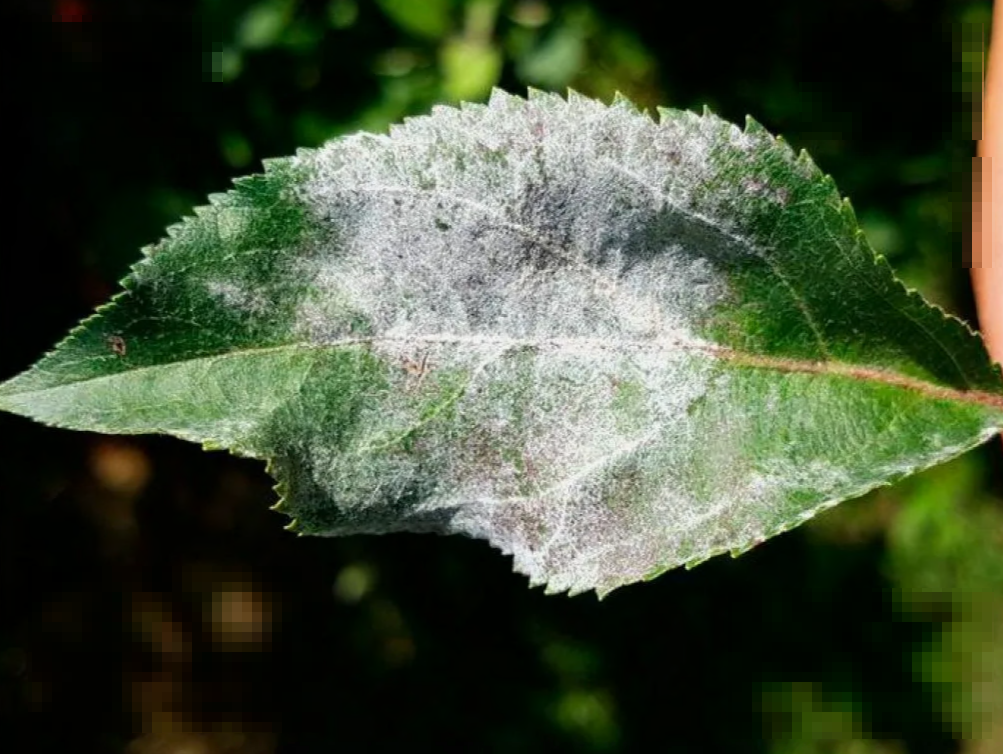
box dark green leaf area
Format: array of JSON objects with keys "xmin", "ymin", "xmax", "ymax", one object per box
[
  {"xmin": 697, "ymin": 121, "xmax": 1000, "ymax": 392},
  {"xmin": 0, "ymin": 157, "xmax": 327, "ymax": 400}
]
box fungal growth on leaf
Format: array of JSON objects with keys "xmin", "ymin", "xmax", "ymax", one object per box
[{"xmin": 1, "ymin": 89, "xmax": 1001, "ymax": 596}]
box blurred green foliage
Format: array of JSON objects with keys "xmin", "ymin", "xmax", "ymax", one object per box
[{"xmin": 1, "ymin": 1, "xmax": 1001, "ymax": 753}]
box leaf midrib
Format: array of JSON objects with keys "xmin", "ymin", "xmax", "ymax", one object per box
[{"xmin": 4, "ymin": 334, "xmax": 1002, "ymax": 412}]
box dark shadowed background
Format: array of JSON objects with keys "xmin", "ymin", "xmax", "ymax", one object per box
[{"xmin": 1, "ymin": 1, "xmax": 1002, "ymax": 753}]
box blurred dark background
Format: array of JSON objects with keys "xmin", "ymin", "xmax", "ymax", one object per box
[{"xmin": 1, "ymin": 1, "xmax": 1002, "ymax": 752}]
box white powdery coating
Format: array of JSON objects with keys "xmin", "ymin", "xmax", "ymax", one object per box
[
  {"xmin": 436, "ymin": 349, "xmax": 711, "ymax": 594},
  {"xmin": 276, "ymin": 91, "xmax": 900, "ymax": 594},
  {"xmin": 283, "ymin": 91, "xmax": 780, "ymax": 593},
  {"xmin": 204, "ymin": 280, "xmax": 270, "ymax": 316}
]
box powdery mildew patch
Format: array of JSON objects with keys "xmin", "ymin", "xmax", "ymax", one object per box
[
  {"xmin": 204, "ymin": 279, "xmax": 270, "ymax": 317},
  {"xmin": 282, "ymin": 91, "xmax": 753, "ymax": 592},
  {"xmin": 266, "ymin": 90, "xmax": 1000, "ymax": 594}
]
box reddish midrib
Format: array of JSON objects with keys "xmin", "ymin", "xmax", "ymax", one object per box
[{"xmin": 705, "ymin": 345, "xmax": 1003, "ymax": 411}]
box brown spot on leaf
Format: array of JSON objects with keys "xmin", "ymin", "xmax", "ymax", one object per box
[
  {"xmin": 107, "ymin": 335, "xmax": 127, "ymax": 357},
  {"xmin": 401, "ymin": 351, "xmax": 433, "ymax": 391}
]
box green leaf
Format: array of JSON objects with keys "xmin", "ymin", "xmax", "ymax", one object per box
[
  {"xmin": 377, "ymin": 0, "xmax": 454, "ymax": 40},
  {"xmin": 440, "ymin": 38, "xmax": 503, "ymax": 101},
  {"xmin": 2, "ymin": 89, "xmax": 1001, "ymax": 596}
]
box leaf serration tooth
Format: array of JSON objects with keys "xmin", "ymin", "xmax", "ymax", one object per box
[{"xmin": 611, "ymin": 91, "xmax": 636, "ymax": 111}]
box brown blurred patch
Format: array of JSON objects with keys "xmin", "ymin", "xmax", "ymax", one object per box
[
  {"xmin": 90, "ymin": 439, "xmax": 152, "ymax": 497},
  {"xmin": 76, "ymin": 438, "xmax": 152, "ymax": 558},
  {"xmin": 129, "ymin": 592, "xmax": 191, "ymax": 664},
  {"xmin": 208, "ymin": 586, "xmax": 272, "ymax": 651},
  {"xmin": 126, "ymin": 730, "xmax": 275, "ymax": 754}
]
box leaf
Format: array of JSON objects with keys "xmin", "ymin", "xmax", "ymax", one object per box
[
  {"xmin": 2, "ymin": 89, "xmax": 1001, "ymax": 596},
  {"xmin": 377, "ymin": 0, "xmax": 454, "ymax": 40}
]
